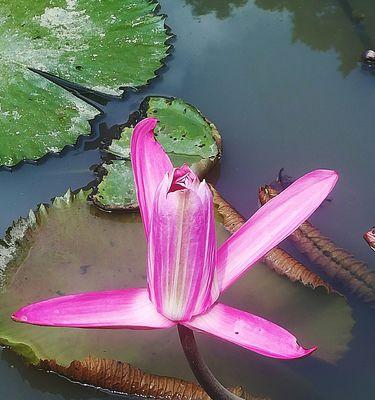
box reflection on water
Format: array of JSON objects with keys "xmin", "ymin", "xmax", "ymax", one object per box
[
  {"xmin": 183, "ymin": 0, "xmax": 248, "ymax": 18},
  {"xmin": 255, "ymin": 0, "xmax": 375, "ymax": 74}
]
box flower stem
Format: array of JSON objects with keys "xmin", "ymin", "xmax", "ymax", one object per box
[{"xmin": 177, "ymin": 324, "xmax": 243, "ymax": 400}]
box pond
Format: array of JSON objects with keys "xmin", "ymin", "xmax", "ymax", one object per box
[{"xmin": 0, "ymin": 0, "xmax": 374, "ymax": 399}]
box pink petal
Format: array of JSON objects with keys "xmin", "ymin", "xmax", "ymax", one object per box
[
  {"xmin": 184, "ymin": 303, "xmax": 316, "ymax": 359},
  {"xmin": 148, "ymin": 167, "xmax": 218, "ymax": 321},
  {"xmin": 217, "ymin": 170, "xmax": 338, "ymax": 291},
  {"xmin": 12, "ymin": 288, "xmax": 175, "ymax": 329},
  {"xmin": 131, "ymin": 118, "xmax": 173, "ymax": 237}
]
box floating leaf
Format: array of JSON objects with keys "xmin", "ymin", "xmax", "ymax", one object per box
[
  {"xmin": 0, "ymin": 72, "xmax": 97, "ymax": 168},
  {"xmin": 0, "ymin": 0, "xmax": 171, "ymax": 167},
  {"xmin": 94, "ymin": 160, "xmax": 139, "ymax": 211},
  {"xmin": 93, "ymin": 97, "xmax": 222, "ymax": 210},
  {"xmin": 211, "ymin": 187, "xmax": 334, "ymax": 293},
  {"xmin": 259, "ymin": 185, "xmax": 375, "ymax": 307}
]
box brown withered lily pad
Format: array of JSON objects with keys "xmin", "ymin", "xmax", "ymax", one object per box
[
  {"xmin": 212, "ymin": 187, "xmax": 335, "ymax": 294},
  {"xmin": 259, "ymin": 185, "xmax": 375, "ymax": 307},
  {"xmin": 41, "ymin": 356, "xmax": 267, "ymax": 400},
  {"xmin": 0, "ymin": 190, "xmax": 353, "ymax": 398}
]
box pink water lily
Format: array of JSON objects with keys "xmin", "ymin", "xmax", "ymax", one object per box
[{"xmin": 12, "ymin": 118, "xmax": 338, "ymax": 360}]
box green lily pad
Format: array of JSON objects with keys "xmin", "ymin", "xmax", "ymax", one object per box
[
  {"xmin": 0, "ymin": 189, "xmax": 353, "ymax": 393},
  {"xmin": 0, "ymin": 0, "xmax": 171, "ymax": 167},
  {"xmin": 0, "ymin": 72, "xmax": 98, "ymax": 168},
  {"xmin": 93, "ymin": 96, "xmax": 222, "ymax": 210},
  {"xmin": 95, "ymin": 160, "xmax": 139, "ymax": 211}
]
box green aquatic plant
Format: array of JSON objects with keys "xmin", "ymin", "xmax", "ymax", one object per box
[{"xmin": 0, "ymin": 0, "xmax": 171, "ymax": 167}]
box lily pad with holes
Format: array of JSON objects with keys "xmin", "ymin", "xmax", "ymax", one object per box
[
  {"xmin": 0, "ymin": 0, "xmax": 171, "ymax": 167},
  {"xmin": 93, "ymin": 96, "xmax": 222, "ymax": 210},
  {"xmin": 0, "ymin": 190, "xmax": 353, "ymax": 397}
]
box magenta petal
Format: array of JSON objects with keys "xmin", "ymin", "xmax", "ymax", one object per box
[
  {"xmin": 12, "ymin": 288, "xmax": 175, "ymax": 329},
  {"xmin": 148, "ymin": 167, "xmax": 218, "ymax": 321},
  {"xmin": 184, "ymin": 303, "xmax": 316, "ymax": 359},
  {"xmin": 217, "ymin": 169, "xmax": 338, "ymax": 291},
  {"xmin": 131, "ymin": 118, "xmax": 173, "ymax": 237}
]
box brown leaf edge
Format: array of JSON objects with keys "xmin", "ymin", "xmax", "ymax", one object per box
[
  {"xmin": 259, "ymin": 185, "xmax": 375, "ymax": 306},
  {"xmin": 40, "ymin": 357, "xmax": 267, "ymax": 400},
  {"xmin": 211, "ymin": 186, "xmax": 333, "ymax": 293},
  {"xmin": 91, "ymin": 97, "xmax": 222, "ymax": 212}
]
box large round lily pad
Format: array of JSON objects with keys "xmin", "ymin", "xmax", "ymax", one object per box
[
  {"xmin": 93, "ymin": 96, "xmax": 222, "ymax": 210},
  {"xmin": 0, "ymin": 0, "xmax": 171, "ymax": 167},
  {"xmin": 0, "ymin": 190, "xmax": 353, "ymax": 397}
]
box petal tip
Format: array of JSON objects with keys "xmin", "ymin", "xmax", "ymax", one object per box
[
  {"xmin": 313, "ymin": 169, "xmax": 339, "ymax": 182},
  {"xmin": 132, "ymin": 117, "xmax": 159, "ymax": 140},
  {"xmin": 299, "ymin": 345, "xmax": 318, "ymax": 359},
  {"xmin": 142, "ymin": 117, "xmax": 158, "ymax": 130},
  {"xmin": 11, "ymin": 311, "xmax": 28, "ymax": 323},
  {"xmin": 146, "ymin": 117, "xmax": 158, "ymax": 127}
]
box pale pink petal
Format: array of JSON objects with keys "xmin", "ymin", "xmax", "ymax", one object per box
[
  {"xmin": 131, "ymin": 118, "xmax": 173, "ymax": 237},
  {"xmin": 184, "ymin": 303, "xmax": 316, "ymax": 359},
  {"xmin": 148, "ymin": 167, "xmax": 218, "ymax": 321},
  {"xmin": 217, "ymin": 170, "xmax": 338, "ymax": 291},
  {"xmin": 12, "ymin": 288, "xmax": 175, "ymax": 329}
]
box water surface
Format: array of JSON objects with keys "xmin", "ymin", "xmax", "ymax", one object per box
[{"xmin": 1, "ymin": 1, "xmax": 374, "ymax": 399}]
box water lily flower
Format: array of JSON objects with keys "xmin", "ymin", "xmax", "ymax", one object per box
[{"xmin": 12, "ymin": 118, "xmax": 338, "ymax": 360}]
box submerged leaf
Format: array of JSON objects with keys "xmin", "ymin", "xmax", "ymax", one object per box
[
  {"xmin": 93, "ymin": 97, "xmax": 222, "ymax": 210},
  {"xmin": 0, "ymin": 0, "xmax": 171, "ymax": 167},
  {"xmin": 259, "ymin": 185, "xmax": 375, "ymax": 307}
]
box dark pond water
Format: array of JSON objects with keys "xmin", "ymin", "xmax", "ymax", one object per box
[{"xmin": 1, "ymin": 0, "xmax": 375, "ymax": 399}]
